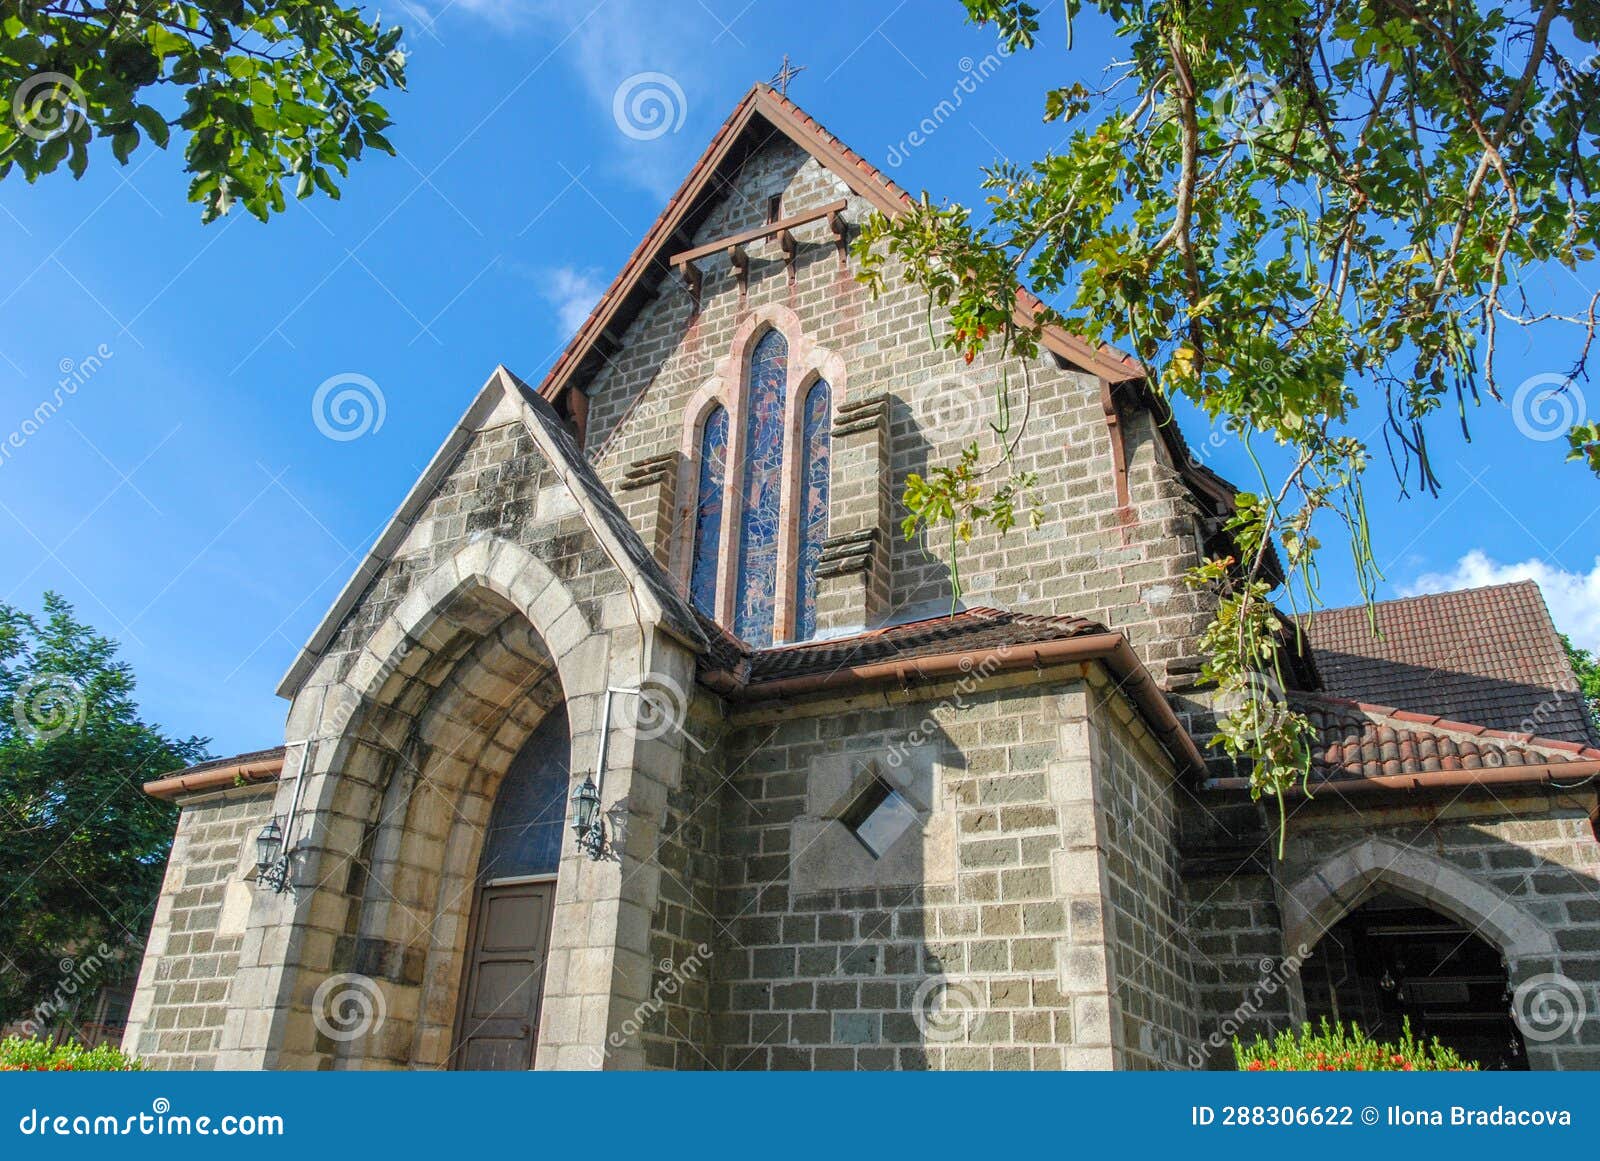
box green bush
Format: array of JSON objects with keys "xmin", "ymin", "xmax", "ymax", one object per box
[
  {"xmin": 1234, "ymin": 1018, "xmax": 1478, "ymax": 1071},
  {"xmin": 0, "ymin": 1035, "xmax": 144, "ymax": 1071}
]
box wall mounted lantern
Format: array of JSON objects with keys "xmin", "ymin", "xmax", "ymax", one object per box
[
  {"xmin": 254, "ymin": 816, "xmax": 291, "ymax": 893},
  {"xmin": 567, "ymin": 683, "xmax": 661, "ymax": 861},
  {"xmin": 569, "ymin": 775, "xmax": 604, "ymax": 859}
]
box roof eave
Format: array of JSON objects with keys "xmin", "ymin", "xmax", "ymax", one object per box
[
  {"xmin": 1202, "ymin": 760, "xmax": 1600, "ymax": 798},
  {"xmin": 145, "ymin": 753, "xmax": 286, "ymax": 801},
  {"xmin": 703, "ymin": 629, "xmax": 1208, "ymax": 779}
]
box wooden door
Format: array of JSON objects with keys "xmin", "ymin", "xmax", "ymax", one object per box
[{"xmin": 453, "ymin": 880, "xmax": 556, "ymax": 1070}]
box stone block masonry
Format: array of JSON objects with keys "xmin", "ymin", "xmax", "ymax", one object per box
[
  {"xmin": 122, "ymin": 783, "xmax": 277, "ymax": 1069},
  {"xmin": 708, "ymin": 662, "xmax": 1198, "ymax": 1070},
  {"xmin": 579, "ymin": 135, "xmax": 1218, "ymax": 687}
]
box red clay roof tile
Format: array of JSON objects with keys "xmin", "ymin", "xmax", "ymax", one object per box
[
  {"xmin": 1298, "ymin": 580, "xmax": 1595, "ymax": 746},
  {"xmin": 1293, "ymin": 691, "xmax": 1600, "ymax": 785}
]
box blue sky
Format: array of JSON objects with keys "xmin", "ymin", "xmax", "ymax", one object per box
[{"xmin": 0, "ymin": 0, "xmax": 1596, "ymax": 757}]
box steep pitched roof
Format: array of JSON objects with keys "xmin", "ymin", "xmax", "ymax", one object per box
[
  {"xmin": 276, "ymin": 368, "xmax": 706, "ymax": 699},
  {"xmin": 1297, "ymin": 581, "xmax": 1594, "ymax": 745},
  {"xmin": 536, "ymin": 84, "xmax": 1143, "ymax": 407},
  {"xmin": 533, "ymin": 83, "xmax": 1253, "ymax": 534}
]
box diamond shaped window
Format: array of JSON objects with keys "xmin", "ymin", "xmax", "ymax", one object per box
[{"xmin": 840, "ymin": 776, "xmax": 919, "ymax": 859}]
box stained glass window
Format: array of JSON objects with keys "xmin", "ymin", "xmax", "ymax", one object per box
[
  {"xmin": 733, "ymin": 329, "xmax": 788, "ymax": 644},
  {"xmin": 478, "ymin": 709, "xmax": 569, "ymax": 880},
  {"xmin": 689, "ymin": 405, "xmax": 728, "ymax": 617},
  {"xmin": 793, "ymin": 380, "xmax": 831, "ymax": 641}
]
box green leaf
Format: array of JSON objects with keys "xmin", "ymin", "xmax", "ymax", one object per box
[
  {"xmin": 111, "ymin": 126, "xmax": 139, "ymax": 164},
  {"xmin": 132, "ymin": 105, "xmax": 171, "ymax": 149},
  {"xmin": 311, "ymin": 166, "xmax": 340, "ymax": 199}
]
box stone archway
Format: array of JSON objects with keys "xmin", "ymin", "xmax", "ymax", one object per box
[
  {"xmin": 1300, "ymin": 895, "xmax": 1530, "ymax": 1068},
  {"xmin": 1280, "ymin": 836, "xmax": 1564, "ymax": 1067},
  {"xmin": 1280, "ymin": 837, "xmax": 1557, "ymax": 965},
  {"xmin": 218, "ymin": 536, "xmax": 701, "ymax": 1071},
  {"xmin": 324, "ymin": 591, "xmax": 571, "ymax": 1069}
]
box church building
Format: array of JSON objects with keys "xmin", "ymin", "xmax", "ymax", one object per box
[{"xmin": 124, "ymin": 85, "xmax": 1600, "ymax": 1071}]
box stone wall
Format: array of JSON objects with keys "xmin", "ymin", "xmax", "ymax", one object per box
[
  {"xmin": 1175, "ymin": 795, "xmax": 1292, "ymax": 1070},
  {"xmin": 706, "ymin": 661, "xmax": 1180, "ymax": 1070},
  {"xmin": 1275, "ymin": 791, "xmax": 1600, "ymax": 1070},
  {"xmin": 1089, "ymin": 680, "xmax": 1199, "ymax": 1068},
  {"xmin": 580, "ymin": 136, "xmax": 1216, "ymax": 686},
  {"xmin": 636, "ymin": 686, "xmax": 725, "ymax": 1070},
  {"xmin": 123, "ymin": 783, "xmax": 277, "ymax": 1069}
]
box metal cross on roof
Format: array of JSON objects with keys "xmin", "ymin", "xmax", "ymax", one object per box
[{"xmin": 770, "ymin": 54, "xmax": 806, "ymax": 96}]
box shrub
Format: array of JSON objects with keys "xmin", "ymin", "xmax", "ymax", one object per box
[
  {"xmin": 1234, "ymin": 1018, "xmax": 1478, "ymax": 1071},
  {"xmin": 0, "ymin": 1035, "xmax": 144, "ymax": 1071}
]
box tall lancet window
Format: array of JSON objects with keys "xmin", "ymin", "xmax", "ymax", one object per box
[
  {"xmin": 733, "ymin": 329, "xmax": 788, "ymax": 643},
  {"xmin": 793, "ymin": 380, "xmax": 831, "ymax": 641},
  {"xmin": 689, "ymin": 406, "xmax": 728, "ymax": 617}
]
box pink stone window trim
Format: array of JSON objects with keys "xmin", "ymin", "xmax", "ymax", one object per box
[{"xmin": 671, "ymin": 303, "xmax": 844, "ymax": 644}]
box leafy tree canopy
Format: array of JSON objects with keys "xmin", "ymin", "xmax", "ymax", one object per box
[
  {"xmin": 1, "ymin": 0, "xmax": 405, "ymax": 222},
  {"xmin": 0, "ymin": 592, "xmax": 208, "ymax": 1025},
  {"xmin": 1563, "ymin": 634, "xmax": 1600, "ymax": 735},
  {"xmin": 858, "ymin": 0, "xmax": 1600, "ymax": 835}
]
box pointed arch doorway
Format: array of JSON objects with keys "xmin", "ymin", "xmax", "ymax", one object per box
[
  {"xmin": 451, "ymin": 707, "xmax": 571, "ymax": 1070},
  {"xmin": 1301, "ymin": 895, "xmax": 1529, "ymax": 1069}
]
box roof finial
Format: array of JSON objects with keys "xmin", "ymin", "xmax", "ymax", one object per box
[{"xmin": 769, "ymin": 54, "xmax": 806, "ymax": 97}]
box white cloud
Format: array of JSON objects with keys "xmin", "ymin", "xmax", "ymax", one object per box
[
  {"xmin": 1400, "ymin": 549, "xmax": 1600, "ymax": 652},
  {"xmin": 535, "ymin": 265, "xmax": 605, "ymax": 336}
]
